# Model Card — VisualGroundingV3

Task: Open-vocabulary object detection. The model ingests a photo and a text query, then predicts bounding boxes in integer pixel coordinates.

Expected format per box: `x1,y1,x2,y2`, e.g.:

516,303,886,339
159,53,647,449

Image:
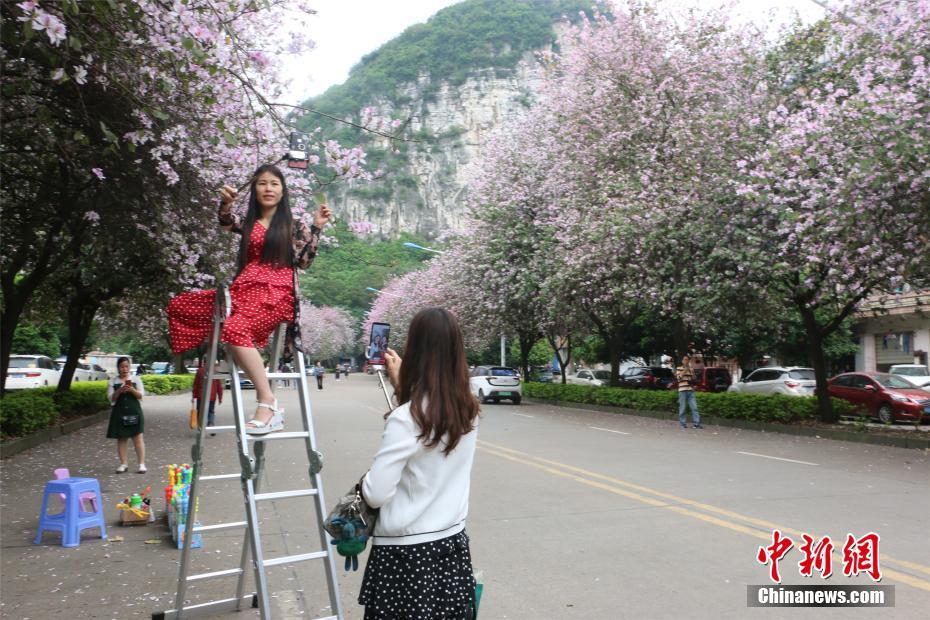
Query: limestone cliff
298,0,587,238
335,57,545,238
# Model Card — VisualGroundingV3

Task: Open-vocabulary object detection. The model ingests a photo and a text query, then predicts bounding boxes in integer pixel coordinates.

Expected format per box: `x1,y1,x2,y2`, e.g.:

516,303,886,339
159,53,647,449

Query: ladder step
153,594,257,619
200,424,236,433
186,567,244,582
254,489,318,502
193,520,247,533
199,473,240,481
265,372,304,379
247,431,310,441
263,550,328,568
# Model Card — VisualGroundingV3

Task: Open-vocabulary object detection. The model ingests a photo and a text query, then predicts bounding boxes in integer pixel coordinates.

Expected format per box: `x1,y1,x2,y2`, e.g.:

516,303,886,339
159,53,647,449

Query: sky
281,0,833,104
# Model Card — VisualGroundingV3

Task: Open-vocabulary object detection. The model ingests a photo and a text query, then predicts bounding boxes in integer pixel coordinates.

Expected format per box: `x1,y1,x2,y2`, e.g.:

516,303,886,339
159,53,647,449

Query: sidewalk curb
1,409,111,459
526,399,930,451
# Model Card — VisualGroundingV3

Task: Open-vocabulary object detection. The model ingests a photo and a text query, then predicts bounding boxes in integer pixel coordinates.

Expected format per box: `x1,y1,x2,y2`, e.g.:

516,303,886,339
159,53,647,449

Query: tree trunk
173,352,187,375
546,333,571,385
518,329,537,383
0,300,26,398
58,299,100,391
798,305,835,423
608,333,622,387
671,315,688,362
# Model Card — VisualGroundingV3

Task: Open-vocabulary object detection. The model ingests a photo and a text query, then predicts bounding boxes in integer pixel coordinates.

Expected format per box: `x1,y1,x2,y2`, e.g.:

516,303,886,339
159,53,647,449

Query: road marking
589,426,630,435
735,451,819,466
510,412,534,418
477,440,930,591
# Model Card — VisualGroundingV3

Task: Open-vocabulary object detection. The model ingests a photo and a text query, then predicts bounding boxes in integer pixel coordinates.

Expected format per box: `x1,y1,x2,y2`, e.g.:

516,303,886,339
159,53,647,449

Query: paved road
2,374,928,619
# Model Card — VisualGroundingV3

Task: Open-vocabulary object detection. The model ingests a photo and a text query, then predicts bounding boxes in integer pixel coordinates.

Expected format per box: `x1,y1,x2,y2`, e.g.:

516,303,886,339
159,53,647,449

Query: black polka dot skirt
359,530,476,620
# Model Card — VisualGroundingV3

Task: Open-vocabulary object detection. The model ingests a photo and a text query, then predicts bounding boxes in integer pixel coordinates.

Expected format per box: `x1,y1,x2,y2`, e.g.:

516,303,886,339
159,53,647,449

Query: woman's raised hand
219,185,238,211
384,348,401,389
313,203,332,228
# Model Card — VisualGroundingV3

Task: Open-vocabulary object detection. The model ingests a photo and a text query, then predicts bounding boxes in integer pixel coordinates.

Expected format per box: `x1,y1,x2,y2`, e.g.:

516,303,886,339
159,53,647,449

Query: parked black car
618,366,676,390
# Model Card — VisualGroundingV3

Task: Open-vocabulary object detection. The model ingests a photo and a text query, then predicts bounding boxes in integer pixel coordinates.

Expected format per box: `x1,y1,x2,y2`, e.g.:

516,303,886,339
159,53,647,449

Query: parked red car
668,367,733,392
827,372,930,424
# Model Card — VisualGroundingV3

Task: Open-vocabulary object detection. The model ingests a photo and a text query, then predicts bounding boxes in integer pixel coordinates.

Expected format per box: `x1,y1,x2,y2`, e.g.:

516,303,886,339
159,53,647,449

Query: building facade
853,290,930,372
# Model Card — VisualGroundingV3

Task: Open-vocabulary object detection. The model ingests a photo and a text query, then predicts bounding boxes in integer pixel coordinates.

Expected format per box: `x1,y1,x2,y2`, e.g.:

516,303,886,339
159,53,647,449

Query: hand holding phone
384,348,401,388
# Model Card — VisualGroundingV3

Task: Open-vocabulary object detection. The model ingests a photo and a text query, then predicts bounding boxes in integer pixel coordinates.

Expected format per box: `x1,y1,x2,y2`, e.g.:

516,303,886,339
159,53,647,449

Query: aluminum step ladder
154,285,343,620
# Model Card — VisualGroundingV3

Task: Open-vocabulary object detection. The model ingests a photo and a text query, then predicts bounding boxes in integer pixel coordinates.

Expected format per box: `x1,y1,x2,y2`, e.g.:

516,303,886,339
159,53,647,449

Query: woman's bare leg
132,433,146,466
117,438,129,466
228,344,275,423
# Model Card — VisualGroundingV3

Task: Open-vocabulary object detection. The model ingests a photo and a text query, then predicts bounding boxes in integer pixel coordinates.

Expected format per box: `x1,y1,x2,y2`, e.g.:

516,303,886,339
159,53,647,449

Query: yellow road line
477,441,930,592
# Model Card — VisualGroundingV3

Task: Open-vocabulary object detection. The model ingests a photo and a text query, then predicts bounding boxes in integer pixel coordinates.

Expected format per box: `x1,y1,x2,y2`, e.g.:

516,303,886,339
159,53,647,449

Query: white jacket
362,400,478,545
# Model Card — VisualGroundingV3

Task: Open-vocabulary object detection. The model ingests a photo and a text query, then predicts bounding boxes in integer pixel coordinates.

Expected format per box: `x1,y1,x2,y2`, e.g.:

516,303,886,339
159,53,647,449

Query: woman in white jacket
359,307,480,620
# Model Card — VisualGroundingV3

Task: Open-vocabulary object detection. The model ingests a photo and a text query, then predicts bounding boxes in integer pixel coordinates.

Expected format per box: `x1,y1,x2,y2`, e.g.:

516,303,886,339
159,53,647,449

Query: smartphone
368,322,390,365
287,131,310,169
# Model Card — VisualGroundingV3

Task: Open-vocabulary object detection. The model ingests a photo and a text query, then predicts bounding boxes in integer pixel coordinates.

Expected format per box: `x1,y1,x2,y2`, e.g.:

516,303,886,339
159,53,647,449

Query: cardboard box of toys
117,486,155,526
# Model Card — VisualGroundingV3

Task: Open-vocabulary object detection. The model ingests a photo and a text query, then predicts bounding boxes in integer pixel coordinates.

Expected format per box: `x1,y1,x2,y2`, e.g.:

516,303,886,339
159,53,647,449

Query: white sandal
115,464,129,474
245,400,284,435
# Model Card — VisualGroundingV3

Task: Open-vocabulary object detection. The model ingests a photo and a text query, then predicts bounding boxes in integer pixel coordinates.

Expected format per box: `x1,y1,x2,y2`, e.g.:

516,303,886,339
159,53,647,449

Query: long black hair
395,308,479,455
237,164,294,272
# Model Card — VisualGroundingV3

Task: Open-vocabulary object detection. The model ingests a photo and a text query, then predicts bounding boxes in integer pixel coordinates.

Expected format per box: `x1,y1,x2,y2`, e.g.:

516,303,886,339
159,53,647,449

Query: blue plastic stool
34,477,107,547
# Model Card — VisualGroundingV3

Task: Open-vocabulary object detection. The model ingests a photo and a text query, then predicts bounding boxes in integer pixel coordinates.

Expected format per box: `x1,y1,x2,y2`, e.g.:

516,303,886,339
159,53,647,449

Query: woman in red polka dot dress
167,164,331,434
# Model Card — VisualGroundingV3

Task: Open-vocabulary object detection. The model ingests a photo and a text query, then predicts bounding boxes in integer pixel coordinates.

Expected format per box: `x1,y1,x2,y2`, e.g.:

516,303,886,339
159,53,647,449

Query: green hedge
141,374,195,394
1,375,195,438
523,383,856,424
0,390,59,437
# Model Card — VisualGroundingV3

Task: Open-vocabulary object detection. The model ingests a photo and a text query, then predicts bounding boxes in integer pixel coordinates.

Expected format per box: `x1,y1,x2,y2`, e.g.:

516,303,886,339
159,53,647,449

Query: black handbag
324,481,379,571
121,414,139,426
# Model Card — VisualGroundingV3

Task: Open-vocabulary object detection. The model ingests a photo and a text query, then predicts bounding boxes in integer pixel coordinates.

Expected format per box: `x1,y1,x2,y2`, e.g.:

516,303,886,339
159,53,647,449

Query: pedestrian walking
166,164,331,435
106,356,147,473
677,354,701,429
358,307,480,619
314,360,324,390
193,359,223,430
335,363,341,380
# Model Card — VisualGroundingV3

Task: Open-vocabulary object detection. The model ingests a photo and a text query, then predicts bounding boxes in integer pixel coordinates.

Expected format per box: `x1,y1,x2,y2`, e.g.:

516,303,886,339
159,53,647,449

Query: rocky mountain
297,0,588,238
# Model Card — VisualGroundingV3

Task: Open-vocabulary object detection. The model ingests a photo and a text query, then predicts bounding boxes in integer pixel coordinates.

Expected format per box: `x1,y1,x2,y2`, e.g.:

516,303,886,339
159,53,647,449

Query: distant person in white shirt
358,307,480,619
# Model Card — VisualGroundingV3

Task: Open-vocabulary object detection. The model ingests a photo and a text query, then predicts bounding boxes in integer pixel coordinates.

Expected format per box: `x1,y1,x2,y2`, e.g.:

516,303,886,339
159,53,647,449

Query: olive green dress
106,380,144,438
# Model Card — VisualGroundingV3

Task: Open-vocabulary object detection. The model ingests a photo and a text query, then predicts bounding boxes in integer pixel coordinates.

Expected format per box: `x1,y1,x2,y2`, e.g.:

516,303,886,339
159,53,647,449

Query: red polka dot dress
168,222,298,353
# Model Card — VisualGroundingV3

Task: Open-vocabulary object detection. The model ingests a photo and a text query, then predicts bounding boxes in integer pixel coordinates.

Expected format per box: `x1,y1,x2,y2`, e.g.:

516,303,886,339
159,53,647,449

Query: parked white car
55,358,109,382
469,366,522,404
728,366,817,397
889,364,930,388
5,355,62,390
568,369,612,387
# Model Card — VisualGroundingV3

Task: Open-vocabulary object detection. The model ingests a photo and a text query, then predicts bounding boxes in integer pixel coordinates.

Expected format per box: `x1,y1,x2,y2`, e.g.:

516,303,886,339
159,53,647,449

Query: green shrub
141,374,194,395
1,375,195,439
0,390,59,436
52,382,109,418
524,383,856,424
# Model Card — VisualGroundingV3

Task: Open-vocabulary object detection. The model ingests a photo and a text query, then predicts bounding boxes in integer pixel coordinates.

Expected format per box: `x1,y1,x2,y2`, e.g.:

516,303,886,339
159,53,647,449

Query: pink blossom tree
0,1,386,389
298,302,358,363
723,0,930,421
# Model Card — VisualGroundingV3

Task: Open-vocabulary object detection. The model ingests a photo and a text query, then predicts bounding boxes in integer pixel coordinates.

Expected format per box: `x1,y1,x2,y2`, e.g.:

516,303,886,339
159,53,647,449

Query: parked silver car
888,364,930,388
728,366,817,396
568,369,612,387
